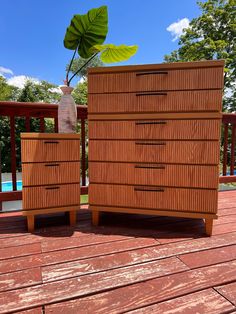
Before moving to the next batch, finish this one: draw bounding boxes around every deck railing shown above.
[0,101,235,210]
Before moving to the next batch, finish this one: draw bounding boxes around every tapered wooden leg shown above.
[205,218,213,236]
[69,211,77,226]
[92,211,100,226]
[27,215,35,233]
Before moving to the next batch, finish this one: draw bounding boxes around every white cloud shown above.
[167,18,190,41]
[0,66,14,77]
[48,87,63,94]
[7,75,40,89]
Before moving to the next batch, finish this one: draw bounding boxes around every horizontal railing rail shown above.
[0,100,236,211]
[0,101,88,210]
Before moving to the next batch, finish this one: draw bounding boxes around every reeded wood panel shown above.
[22,162,80,186]
[89,120,221,140]
[21,139,80,162]
[23,184,80,209]
[89,184,218,214]
[89,140,220,165]
[89,162,219,189]
[88,67,224,93]
[88,90,222,113]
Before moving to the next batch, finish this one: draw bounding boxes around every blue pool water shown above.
[2,181,22,192]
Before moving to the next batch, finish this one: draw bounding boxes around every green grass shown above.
[81,194,88,204]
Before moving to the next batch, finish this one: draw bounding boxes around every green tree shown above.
[164,0,236,112]
[0,76,20,101]
[72,80,88,105]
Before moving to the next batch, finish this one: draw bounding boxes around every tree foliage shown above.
[67,55,103,79]
[72,80,88,105]
[164,0,236,112]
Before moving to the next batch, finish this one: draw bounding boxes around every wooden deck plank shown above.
[0,257,187,313]
[42,260,236,314]
[0,268,41,292]
[15,308,43,314]
[126,288,235,313]
[179,244,236,268]
[215,281,236,306]
[0,243,41,261]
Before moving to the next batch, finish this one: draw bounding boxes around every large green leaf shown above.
[64,6,108,59]
[93,44,138,63]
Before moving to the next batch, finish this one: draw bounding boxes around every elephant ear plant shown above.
[58,5,138,133]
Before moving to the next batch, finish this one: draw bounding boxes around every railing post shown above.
[223,123,228,176]
[230,124,236,175]
[10,116,17,191]
[81,117,86,186]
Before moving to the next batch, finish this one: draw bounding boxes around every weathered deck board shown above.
[0,190,235,313]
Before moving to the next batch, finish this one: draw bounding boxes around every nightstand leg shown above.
[27,215,35,233]
[205,218,213,236]
[69,211,77,226]
[92,211,100,226]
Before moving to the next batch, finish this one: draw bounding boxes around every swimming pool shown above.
[1,181,22,192]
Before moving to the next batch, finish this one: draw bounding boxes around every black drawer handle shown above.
[134,187,164,192]
[136,92,167,96]
[45,186,60,190]
[135,164,165,169]
[44,141,59,144]
[44,164,60,167]
[135,141,166,146]
[136,71,168,76]
[135,121,167,125]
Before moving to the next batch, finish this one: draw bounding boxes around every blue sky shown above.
[0,0,201,87]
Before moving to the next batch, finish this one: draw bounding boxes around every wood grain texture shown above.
[89,184,218,213]
[21,139,80,163]
[22,184,80,209]
[89,140,220,165]
[89,119,221,140]
[127,289,235,313]
[88,67,224,93]
[215,282,236,306]
[88,90,223,113]
[22,162,80,186]
[89,162,219,189]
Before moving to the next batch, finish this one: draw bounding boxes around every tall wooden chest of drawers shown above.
[88,60,224,236]
[21,133,80,232]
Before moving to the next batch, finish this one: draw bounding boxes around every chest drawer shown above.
[22,161,80,186]
[89,162,219,189]
[88,90,222,113]
[21,139,80,162]
[88,67,224,93]
[89,140,220,165]
[89,184,218,214]
[89,119,221,140]
[22,183,80,209]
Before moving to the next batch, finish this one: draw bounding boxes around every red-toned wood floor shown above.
[0,191,236,313]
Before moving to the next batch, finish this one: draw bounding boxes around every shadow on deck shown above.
[0,190,236,313]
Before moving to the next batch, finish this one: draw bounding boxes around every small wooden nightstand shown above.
[21,133,80,232]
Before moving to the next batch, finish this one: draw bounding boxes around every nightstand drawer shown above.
[88,90,222,113]
[21,139,80,162]
[89,162,219,189]
[89,140,220,165]
[22,184,80,209]
[88,67,223,93]
[22,162,80,186]
[89,184,218,214]
[89,119,221,140]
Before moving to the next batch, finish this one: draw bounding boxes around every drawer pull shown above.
[135,164,165,169]
[135,121,167,125]
[136,71,168,76]
[44,141,59,144]
[134,187,164,192]
[45,186,60,190]
[136,92,167,96]
[44,164,60,167]
[135,141,166,146]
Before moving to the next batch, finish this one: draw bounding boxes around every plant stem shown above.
[68,52,98,86]
[65,42,80,86]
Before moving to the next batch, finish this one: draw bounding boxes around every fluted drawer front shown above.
[89,120,221,140]
[88,67,223,93]
[22,184,80,209]
[22,162,80,186]
[89,162,219,189]
[21,139,80,162]
[89,184,218,214]
[88,90,222,113]
[89,140,220,165]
